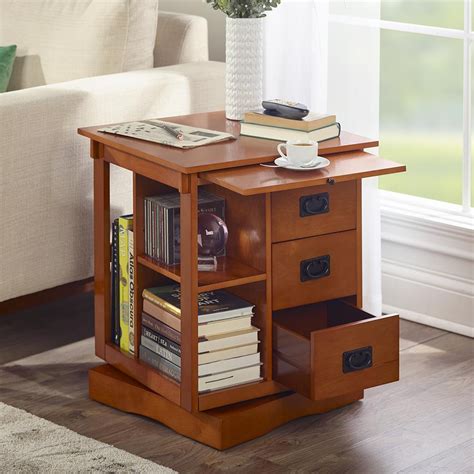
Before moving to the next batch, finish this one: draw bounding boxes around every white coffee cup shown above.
[277,140,318,166]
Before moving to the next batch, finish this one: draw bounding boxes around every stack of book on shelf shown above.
[240,110,341,142]
[111,214,135,354]
[139,285,262,393]
[144,189,225,267]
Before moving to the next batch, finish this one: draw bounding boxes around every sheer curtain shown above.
[264,0,382,315]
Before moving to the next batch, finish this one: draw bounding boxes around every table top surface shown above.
[78,111,379,174]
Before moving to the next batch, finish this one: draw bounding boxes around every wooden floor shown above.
[1,292,473,473]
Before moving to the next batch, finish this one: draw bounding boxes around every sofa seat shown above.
[0,9,225,302]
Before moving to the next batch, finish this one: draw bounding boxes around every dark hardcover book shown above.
[111,219,120,346]
[139,345,181,382]
[142,312,181,344]
[141,335,181,366]
[142,325,181,356]
[143,285,254,323]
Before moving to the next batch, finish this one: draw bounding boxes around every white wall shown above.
[159,0,225,61]
[381,196,474,337]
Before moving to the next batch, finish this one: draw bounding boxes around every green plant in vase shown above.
[206,0,282,119]
[206,0,281,18]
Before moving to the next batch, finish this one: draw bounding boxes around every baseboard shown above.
[0,278,94,315]
[381,197,473,339]
[384,304,474,338]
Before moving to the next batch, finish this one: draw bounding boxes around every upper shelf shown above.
[199,151,406,195]
[137,255,266,292]
[78,111,378,174]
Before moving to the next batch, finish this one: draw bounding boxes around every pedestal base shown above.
[89,365,364,450]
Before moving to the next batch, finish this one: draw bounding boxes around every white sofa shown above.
[0,9,225,302]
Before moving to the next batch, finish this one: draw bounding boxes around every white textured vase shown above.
[225,17,264,121]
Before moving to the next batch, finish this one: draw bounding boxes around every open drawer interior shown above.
[272,300,399,401]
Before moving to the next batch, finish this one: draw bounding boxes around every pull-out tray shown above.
[200,151,405,195]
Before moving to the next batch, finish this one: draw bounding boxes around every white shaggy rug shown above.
[0,402,176,473]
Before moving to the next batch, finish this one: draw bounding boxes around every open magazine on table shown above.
[98,119,236,149]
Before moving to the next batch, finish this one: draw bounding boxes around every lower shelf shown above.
[90,364,364,450]
[104,343,180,405]
[198,379,284,411]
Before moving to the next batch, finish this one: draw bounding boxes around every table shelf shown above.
[137,255,266,292]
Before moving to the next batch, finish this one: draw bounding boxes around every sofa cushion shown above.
[0,44,16,92]
[0,0,159,91]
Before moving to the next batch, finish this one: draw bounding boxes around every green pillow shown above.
[0,45,17,93]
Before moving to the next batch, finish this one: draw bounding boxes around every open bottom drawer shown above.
[272,300,399,401]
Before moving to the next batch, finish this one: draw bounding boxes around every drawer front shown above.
[271,182,357,243]
[272,301,400,401]
[272,231,357,310]
[311,312,399,400]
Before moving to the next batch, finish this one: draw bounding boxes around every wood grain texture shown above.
[0,300,471,472]
[198,380,284,411]
[137,255,266,292]
[179,174,199,412]
[89,364,363,450]
[272,230,357,310]
[104,343,180,405]
[78,111,379,174]
[104,147,183,190]
[204,184,267,273]
[93,159,110,359]
[200,151,406,195]
[90,140,103,160]
[271,181,357,242]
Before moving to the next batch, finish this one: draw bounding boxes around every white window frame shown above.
[330,0,473,220]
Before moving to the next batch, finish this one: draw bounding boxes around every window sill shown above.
[380,190,473,234]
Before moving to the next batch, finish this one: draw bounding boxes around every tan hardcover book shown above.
[198,327,259,353]
[240,122,341,142]
[199,315,252,337]
[143,299,181,332]
[198,352,260,377]
[198,343,259,364]
[244,110,336,131]
[198,364,262,393]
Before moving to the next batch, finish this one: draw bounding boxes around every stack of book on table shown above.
[240,110,341,142]
[111,214,135,355]
[139,284,261,393]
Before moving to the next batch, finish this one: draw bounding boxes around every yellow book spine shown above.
[128,229,135,355]
[142,289,181,318]
[118,216,133,353]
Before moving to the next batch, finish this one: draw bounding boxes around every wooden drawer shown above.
[272,230,357,311]
[271,182,357,243]
[273,300,399,400]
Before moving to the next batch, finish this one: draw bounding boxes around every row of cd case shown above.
[144,190,226,266]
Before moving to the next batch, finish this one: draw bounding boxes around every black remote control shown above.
[262,99,310,120]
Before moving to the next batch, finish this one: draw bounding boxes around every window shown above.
[329,0,473,215]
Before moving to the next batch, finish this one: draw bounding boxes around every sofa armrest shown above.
[0,62,224,301]
[155,11,209,66]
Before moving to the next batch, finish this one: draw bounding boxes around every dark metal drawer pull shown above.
[343,346,373,373]
[299,192,329,217]
[300,255,330,281]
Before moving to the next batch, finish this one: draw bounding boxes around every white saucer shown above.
[274,156,330,171]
